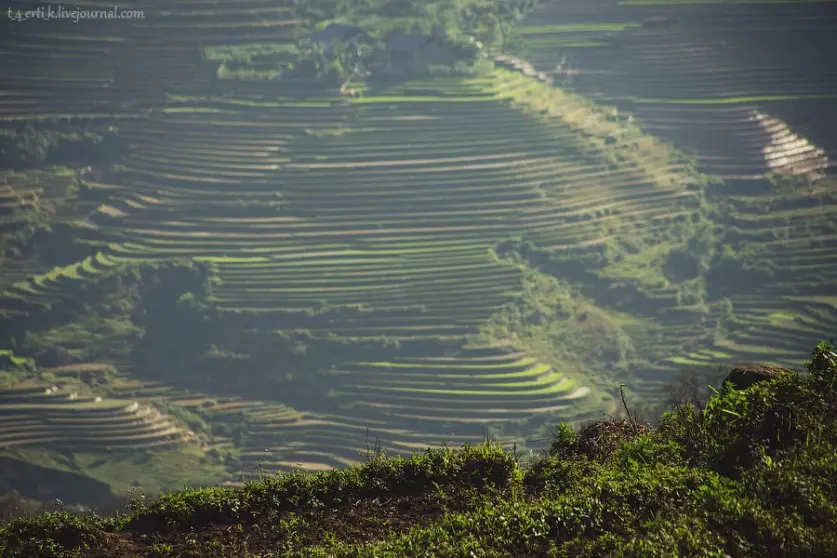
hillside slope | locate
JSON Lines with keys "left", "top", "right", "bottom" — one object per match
{"left": 1, "top": 341, "right": 835, "bottom": 557}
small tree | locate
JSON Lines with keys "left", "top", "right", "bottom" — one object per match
{"left": 293, "top": 37, "right": 375, "bottom": 87}
{"left": 292, "top": 39, "right": 333, "bottom": 81}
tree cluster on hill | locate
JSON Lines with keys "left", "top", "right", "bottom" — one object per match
{"left": 218, "top": 0, "right": 545, "bottom": 85}
{"left": 0, "top": 124, "right": 123, "bottom": 172}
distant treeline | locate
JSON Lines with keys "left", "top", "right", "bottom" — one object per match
{"left": 0, "top": 122, "right": 124, "bottom": 171}
{"left": 209, "top": 0, "right": 542, "bottom": 84}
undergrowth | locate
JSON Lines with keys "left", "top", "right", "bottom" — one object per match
{"left": 1, "top": 341, "right": 835, "bottom": 557}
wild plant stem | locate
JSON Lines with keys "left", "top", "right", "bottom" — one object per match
{"left": 620, "top": 383, "right": 639, "bottom": 432}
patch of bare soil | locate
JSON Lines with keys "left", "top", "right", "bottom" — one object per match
{"left": 84, "top": 495, "right": 450, "bottom": 557}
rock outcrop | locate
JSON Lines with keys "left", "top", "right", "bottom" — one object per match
{"left": 725, "top": 365, "right": 791, "bottom": 390}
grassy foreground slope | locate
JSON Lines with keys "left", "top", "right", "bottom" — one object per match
{"left": 1, "top": 341, "right": 835, "bottom": 557}
{"left": 2, "top": 0, "right": 837, "bottom": 505}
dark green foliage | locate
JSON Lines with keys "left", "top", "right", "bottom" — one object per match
{"left": 615, "top": 433, "right": 683, "bottom": 468}
{"left": 0, "top": 511, "right": 113, "bottom": 558}
{"left": 523, "top": 454, "right": 600, "bottom": 494}
{"left": 271, "top": 0, "right": 545, "bottom": 85}
{"left": 1, "top": 262, "right": 210, "bottom": 369}
{"left": 15, "top": 224, "right": 99, "bottom": 271}
{"left": 493, "top": 237, "right": 667, "bottom": 317}
{"left": 663, "top": 248, "right": 701, "bottom": 282}
{"left": 706, "top": 244, "right": 774, "bottom": 297}
{"left": 292, "top": 36, "right": 377, "bottom": 84}
{"left": 546, "top": 422, "right": 578, "bottom": 456}
{"left": 358, "top": 464, "right": 725, "bottom": 557}
{"left": 0, "top": 123, "right": 123, "bottom": 171}
{"left": 125, "top": 442, "right": 516, "bottom": 533}
{"left": 659, "top": 342, "right": 836, "bottom": 477}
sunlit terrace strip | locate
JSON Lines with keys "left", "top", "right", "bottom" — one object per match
{"left": 351, "top": 95, "right": 499, "bottom": 104}
{"left": 356, "top": 371, "right": 566, "bottom": 390}
{"left": 343, "top": 367, "right": 557, "bottom": 382}
{"left": 516, "top": 23, "right": 641, "bottom": 34}
{"left": 353, "top": 358, "right": 539, "bottom": 370}
{"left": 635, "top": 95, "right": 837, "bottom": 104}
{"left": 1, "top": 112, "right": 149, "bottom": 122}
{"left": 349, "top": 377, "right": 575, "bottom": 397}
{"left": 215, "top": 266, "right": 518, "bottom": 282}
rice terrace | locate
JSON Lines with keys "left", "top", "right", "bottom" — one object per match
{"left": 1, "top": 0, "right": 836, "bottom": 529}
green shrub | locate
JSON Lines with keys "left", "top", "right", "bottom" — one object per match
{"left": 0, "top": 512, "right": 109, "bottom": 558}
{"left": 546, "top": 422, "right": 578, "bottom": 456}
{"left": 659, "top": 362, "right": 834, "bottom": 477}
{"left": 126, "top": 442, "right": 517, "bottom": 533}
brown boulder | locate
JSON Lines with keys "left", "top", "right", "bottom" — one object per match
{"left": 725, "top": 365, "right": 791, "bottom": 390}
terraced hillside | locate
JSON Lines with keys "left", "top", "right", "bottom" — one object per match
{"left": 8, "top": 69, "right": 666, "bottom": 478}
{"left": 1, "top": 0, "right": 836, "bottom": 503}
{"left": 509, "top": 0, "right": 837, "bottom": 177}
{"left": 503, "top": 0, "right": 837, "bottom": 376}
{"left": 0, "top": 379, "right": 189, "bottom": 450}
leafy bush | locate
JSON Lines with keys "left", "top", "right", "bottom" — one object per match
{"left": 0, "top": 124, "right": 122, "bottom": 171}
{"left": 660, "top": 341, "right": 836, "bottom": 477}
{"left": 126, "top": 442, "right": 516, "bottom": 533}
{"left": 0, "top": 512, "right": 113, "bottom": 558}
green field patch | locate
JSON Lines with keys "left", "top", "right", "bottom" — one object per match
{"left": 700, "top": 349, "right": 734, "bottom": 360}
{"left": 767, "top": 311, "right": 800, "bottom": 326}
